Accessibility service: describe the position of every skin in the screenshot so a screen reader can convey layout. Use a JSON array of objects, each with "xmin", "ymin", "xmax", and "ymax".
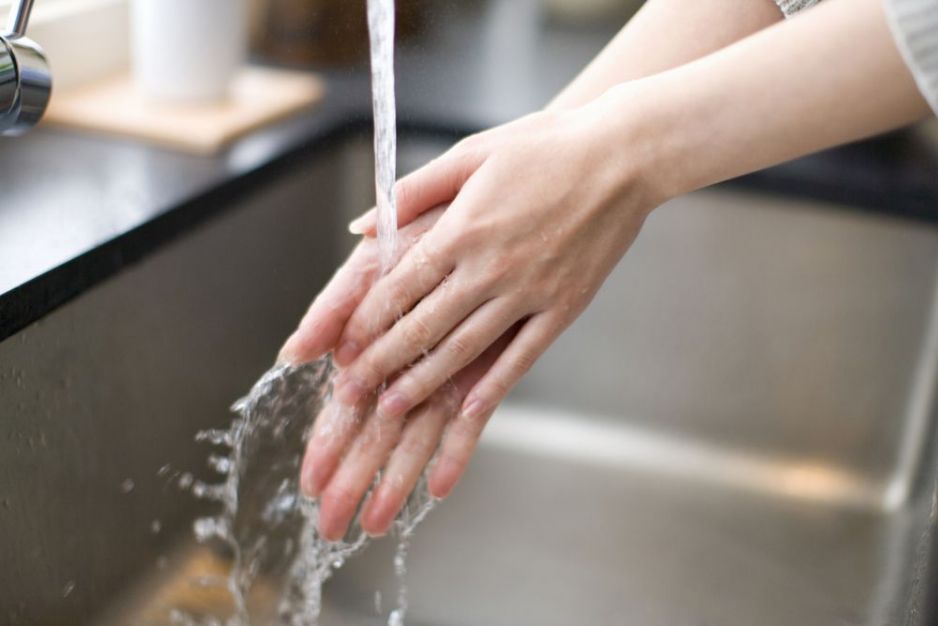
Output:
[{"xmin": 280, "ymin": 0, "xmax": 932, "ymax": 541}]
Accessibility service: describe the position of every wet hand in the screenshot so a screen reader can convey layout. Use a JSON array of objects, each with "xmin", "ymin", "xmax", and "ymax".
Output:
[
  {"xmin": 279, "ymin": 205, "xmax": 514, "ymax": 539},
  {"xmin": 329, "ymin": 101, "xmax": 660, "ymax": 440},
  {"xmin": 305, "ymin": 328, "xmax": 515, "ymax": 541}
]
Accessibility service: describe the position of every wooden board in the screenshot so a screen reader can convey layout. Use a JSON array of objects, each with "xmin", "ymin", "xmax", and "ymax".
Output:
[{"xmin": 44, "ymin": 67, "xmax": 325, "ymax": 155}]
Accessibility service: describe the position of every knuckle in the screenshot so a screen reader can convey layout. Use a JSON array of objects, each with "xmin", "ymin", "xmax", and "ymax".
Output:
[
  {"xmin": 398, "ymin": 430, "xmax": 437, "ymax": 458},
  {"xmin": 419, "ymin": 236, "xmax": 451, "ymax": 272},
  {"xmin": 387, "ymin": 285, "xmax": 412, "ymax": 317},
  {"xmin": 401, "ymin": 315, "xmax": 434, "ymax": 347},
  {"xmin": 394, "ymin": 177, "xmax": 416, "ymax": 207},
  {"xmin": 484, "ymin": 252, "xmax": 513, "ymax": 285},
  {"xmin": 444, "ymin": 334, "xmax": 473, "ymax": 361},
  {"xmin": 513, "ymin": 350, "xmax": 538, "ymax": 376},
  {"xmin": 488, "ymin": 377, "xmax": 511, "ymax": 401},
  {"xmin": 355, "ymin": 355, "xmax": 386, "ymax": 387}
]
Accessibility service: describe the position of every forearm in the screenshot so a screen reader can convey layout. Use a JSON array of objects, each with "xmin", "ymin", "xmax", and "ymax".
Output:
[
  {"xmin": 548, "ymin": 0, "xmax": 784, "ymax": 111},
  {"xmin": 608, "ymin": 0, "xmax": 932, "ymax": 202}
]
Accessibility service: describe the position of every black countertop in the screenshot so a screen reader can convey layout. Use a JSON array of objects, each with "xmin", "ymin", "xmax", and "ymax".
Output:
[{"xmin": 1, "ymin": 0, "xmax": 937, "ymax": 342}]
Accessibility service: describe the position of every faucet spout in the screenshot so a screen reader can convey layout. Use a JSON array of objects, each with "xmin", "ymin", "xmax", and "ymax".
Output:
[
  {"xmin": 6, "ymin": 0, "xmax": 35, "ymax": 39},
  {"xmin": 0, "ymin": 0, "xmax": 50, "ymax": 136}
]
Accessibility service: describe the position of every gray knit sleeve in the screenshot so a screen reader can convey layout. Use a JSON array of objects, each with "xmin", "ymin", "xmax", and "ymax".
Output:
[
  {"xmin": 773, "ymin": 0, "xmax": 822, "ymax": 17},
  {"xmin": 883, "ymin": 0, "xmax": 938, "ymax": 115},
  {"xmin": 772, "ymin": 0, "xmax": 938, "ymax": 116}
]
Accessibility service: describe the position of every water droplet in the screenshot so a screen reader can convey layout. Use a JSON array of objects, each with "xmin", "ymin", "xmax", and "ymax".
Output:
[
  {"xmin": 120, "ymin": 479, "xmax": 135, "ymax": 494},
  {"xmin": 195, "ymin": 429, "xmax": 231, "ymax": 446},
  {"xmin": 177, "ymin": 473, "xmax": 193, "ymax": 489},
  {"xmin": 151, "ymin": 519, "xmax": 161, "ymax": 534},
  {"xmin": 62, "ymin": 581, "xmax": 75, "ymax": 597},
  {"xmin": 207, "ymin": 454, "xmax": 232, "ymax": 474}
]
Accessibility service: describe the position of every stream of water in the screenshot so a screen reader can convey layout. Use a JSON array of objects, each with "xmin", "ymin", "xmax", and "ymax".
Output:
[{"xmin": 173, "ymin": 2, "xmax": 435, "ymax": 624}]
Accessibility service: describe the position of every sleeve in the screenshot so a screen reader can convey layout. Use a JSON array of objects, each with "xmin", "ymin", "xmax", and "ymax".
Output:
[
  {"xmin": 772, "ymin": 0, "xmax": 823, "ymax": 17},
  {"xmin": 882, "ymin": 0, "xmax": 938, "ymax": 115},
  {"xmin": 773, "ymin": 0, "xmax": 938, "ymax": 115}
]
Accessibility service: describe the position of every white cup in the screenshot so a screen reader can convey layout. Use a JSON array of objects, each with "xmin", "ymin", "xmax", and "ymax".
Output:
[{"xmin": 131, "ymin": 0, "xmax": 248, "ymax": 103}]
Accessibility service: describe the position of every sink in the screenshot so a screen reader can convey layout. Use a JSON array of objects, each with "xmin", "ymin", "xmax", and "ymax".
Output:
[
  {"xmin": 2, "ymin": 133, "xmax": 938, "ymax": 626},
  {"xmin": 320, "ymin": 163, "xmax": 938, "ymax": 625}
]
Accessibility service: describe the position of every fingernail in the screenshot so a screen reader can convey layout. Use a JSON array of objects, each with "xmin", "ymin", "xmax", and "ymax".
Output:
[
  {"xmin": 461, "ymin": 397, "xmax": 485, "ymax": 421},
  {"xmin": 334, "ymin": 340, "xmax": 360, "ymax": 366},
  {"xmin": 378, "ymin": 391, "xmax": 410, "ymax": 420},
  {"xmin": 278, "ymin": 333, "xmax": 303, "ymax": 366},
  {"xmin": 348, "ymin": 209, "xmax": 375, "ymax": 235},
  {"xmin": 334, "ymin": 375, "xmax": 367, "ymax": 407}
]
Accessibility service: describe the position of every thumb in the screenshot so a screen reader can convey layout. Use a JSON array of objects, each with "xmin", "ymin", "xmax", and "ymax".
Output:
[{"xmin": 348, "ymin": 146, "xmax": 485, "ymax": 237}]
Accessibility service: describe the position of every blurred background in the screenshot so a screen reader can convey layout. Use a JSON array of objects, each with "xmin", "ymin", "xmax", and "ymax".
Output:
[{"xmin": 2, "ymin": 1, "xmax": 938, "ymax": 626}]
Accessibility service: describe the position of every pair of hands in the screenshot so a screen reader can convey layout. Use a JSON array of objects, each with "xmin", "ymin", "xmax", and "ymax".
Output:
[{"xmin": 280, "ymin": 94, "xmax": 659, "ymax": 541}]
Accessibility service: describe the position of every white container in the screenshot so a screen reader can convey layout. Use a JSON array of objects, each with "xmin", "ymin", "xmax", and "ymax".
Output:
[{"xmin": 131, "ymin": 0, "xmax": 248, "ymax": 103}]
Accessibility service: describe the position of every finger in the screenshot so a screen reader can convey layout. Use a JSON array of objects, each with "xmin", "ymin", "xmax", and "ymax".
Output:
[
  {"xmin": 355, "ymin": 144, "xmax": 485, "ymax": 237},
  {"xmin": 300, "ymin": 400, "xmax": 366, "ymax": 498},
  {"xmin": 429, "ymin": 314, "xmax": 556, "ymax": 498},
  {"xmin": 332, "ymin": 231, "xmax": 454, "ymax": 372},
  {"xmin": 279, "ymin": 242, "xmax": 380, "ymax": 365},
  {"xmin": 360, "ymin": 328, "xmax": 513, "ymax": 536},
  {"xmin": 280, "ymin": 207, "xmax": 444, "ymax": 365},
  {"xmin": 374, "ymin": 298, "xmax": 521, "ymax": 421},
  {"xmin": 316, "ymin": 402, "xmax": 406, "ymax": 542},
  {"xmin": 348, "ymin": 206, "xmax": 375, "ymax": 235},
  {"xmin": 359, "ymin": 391, "xmax": 453, "ymax": 536},
  {"xmin": 334, "ymin": 268, "xmax": 495, "ymax": 415}
]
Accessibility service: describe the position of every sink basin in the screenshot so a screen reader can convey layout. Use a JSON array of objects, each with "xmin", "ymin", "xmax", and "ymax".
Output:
[
  {"xmin": 318, "ymin": 172, "xmax": 938, "ymax": 625},
  {"xmin": 325, "ymin": 409, "xmax": 908, "ymax": 626},
  {"xmin": 3, "ymin": 133, "xmax": 938, "ymax": 626}
]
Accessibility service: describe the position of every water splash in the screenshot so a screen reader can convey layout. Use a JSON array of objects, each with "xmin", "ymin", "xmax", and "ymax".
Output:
[
  {"xmin": 176, "ymin": 1, "xmax": 433, "ymax": 622},
  {"xmin": 178, "ymin": 360, "xmax": 436, "ymax": 625}
]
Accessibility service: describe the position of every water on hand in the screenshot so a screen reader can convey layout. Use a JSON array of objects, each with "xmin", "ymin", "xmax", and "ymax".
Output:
[{"xmin": 173, "ymin": 2, "xmax": 437, "ymax": 625}]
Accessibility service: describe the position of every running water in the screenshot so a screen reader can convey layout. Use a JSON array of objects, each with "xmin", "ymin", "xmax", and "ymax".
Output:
[
  {"xmin": 173, "ymin": 2, "xmax": 435, "ymax": 625},
  {"xmin": 368, "ymin": 0, "xmax": 399, "ymax": 271}
]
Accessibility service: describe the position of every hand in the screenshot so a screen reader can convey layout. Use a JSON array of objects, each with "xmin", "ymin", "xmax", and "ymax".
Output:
[
  {"xmin": 329, "ymin": 100, "xmax": 661, "ymax": 433},
  {"xmin": 306, "ymin": 328, "xmax": 515, "ymax": 540},
  {"xmin": 279, "ymin": 206, "xmax": 514, "ymax": 539}
]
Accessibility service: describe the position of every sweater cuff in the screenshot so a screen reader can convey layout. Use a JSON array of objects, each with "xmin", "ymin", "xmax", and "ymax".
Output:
[
  {"xmin": 883, "ymin": 0, "xmax": 938, "ymax": 116},
  {"xmin": 773, "ymin": 0, "xmax": 822, "ymax": 18}
]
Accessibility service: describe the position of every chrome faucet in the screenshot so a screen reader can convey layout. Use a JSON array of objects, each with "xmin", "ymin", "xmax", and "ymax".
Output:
[{"xmin": 0, "ymin": 0, "xmax": 51, "ymax": 136}]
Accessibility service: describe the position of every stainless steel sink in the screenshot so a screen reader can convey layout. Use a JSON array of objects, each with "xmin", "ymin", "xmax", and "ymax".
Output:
[
  {"xmin": 2, "ymin": 134, "xmax": 938, "ymax": 626},
  {"xmin": 320, "ymin": 167, "xmax": 938, "ymax": 625}
]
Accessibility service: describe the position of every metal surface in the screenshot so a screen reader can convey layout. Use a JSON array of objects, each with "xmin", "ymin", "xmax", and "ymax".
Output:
[
  {"xmin": 321, "ymin": 143, "xmax": 938, "ymax": 625},
  {"xmin": 2, "ymin": 136, "xmax": 938, "ymax": 625},
  {"xmin": 0, "ymin": 0, "xmax": 50, "ymax": 136},
  {"xmin": 0, "ymin": 147, "xmax": 344, "ymax": 626},
  {"xmin": 5, "ymin": 0, "xmax": 35, "ymax": 38}
]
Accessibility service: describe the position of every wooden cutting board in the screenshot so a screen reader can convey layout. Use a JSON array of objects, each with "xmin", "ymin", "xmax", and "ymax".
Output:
[{"xmin": 44, "ymin": 66, "xmax": 325, "ymax": 155}]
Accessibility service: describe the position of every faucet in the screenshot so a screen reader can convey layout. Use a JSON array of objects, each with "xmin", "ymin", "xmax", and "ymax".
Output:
[{"xmin": 0, "ymin": 0, "xmax": 51, "ymax": 136}]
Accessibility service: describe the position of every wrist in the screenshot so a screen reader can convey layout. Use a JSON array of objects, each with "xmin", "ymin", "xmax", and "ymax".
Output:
[{"xmin": 577, "ymin": 77, "xmax": 699, "ymax": 215}]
